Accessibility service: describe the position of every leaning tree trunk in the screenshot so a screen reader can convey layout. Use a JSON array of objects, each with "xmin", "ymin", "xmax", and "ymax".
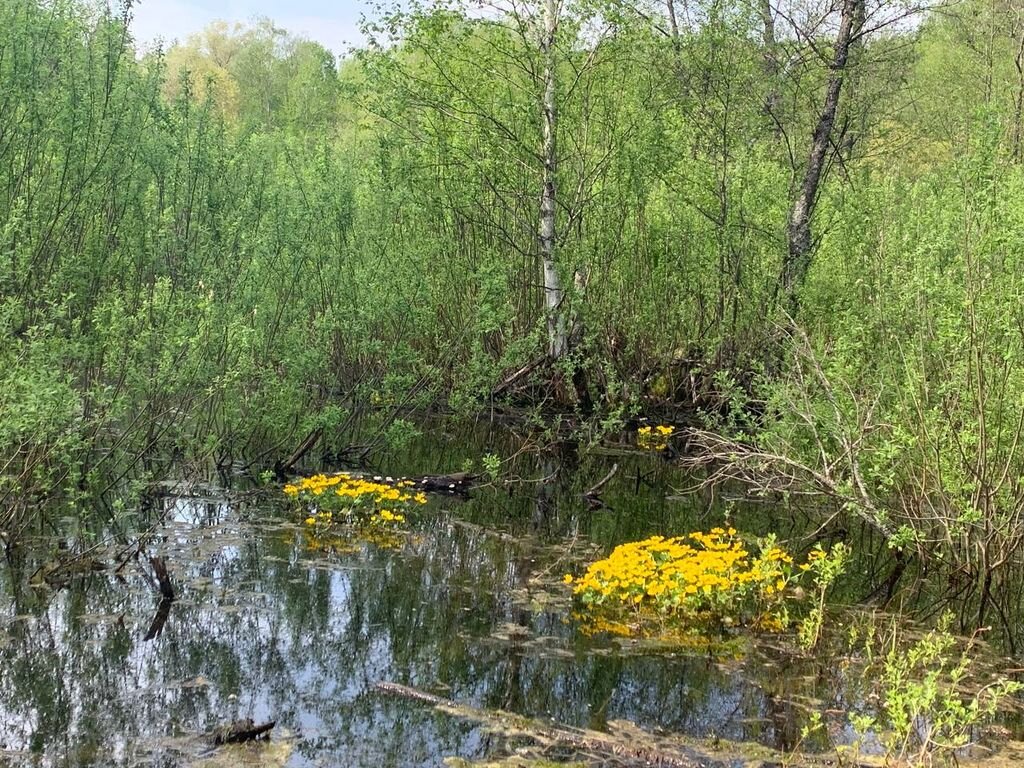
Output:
[
  {"xmin": 782, "ymin": 0, "xmax": 857, "ymax": 311},
  {"xmin": 840, "ymin": 0, "xmax": 866, "ymax": 159},
  {"xmin": 761, "ymin": 0, "xmax": 781, "ymax": 123},
  {"xmin": 1013, "ymin": 15, "xmax": 1024, "ymax": 162},
  {"xmin": 666, "ymin": 0, "xmax": 681, "ymax": 51},
  {"xmin": 540, "ymin": 0, "xmax": 567, "ymax": 359}
]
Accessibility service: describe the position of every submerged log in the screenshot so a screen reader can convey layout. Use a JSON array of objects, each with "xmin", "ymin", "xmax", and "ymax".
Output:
[
  {"xmin": 149, "ymin": 555, "xmax": 175, "ymax": 600},
  {"xmin": 211, "ymin": 718, "xmax": 276, "ymax": 745},
  {"xmin": 375, "ymin": 681, "xmax": 453, "ymax": 706},
  {"xmin": 373, "ymin": 681, "xmax": 716, "ymax": 767},
  {"xmin": 413, "ymin": 471, "xmax": 479, "ymax": 495}
]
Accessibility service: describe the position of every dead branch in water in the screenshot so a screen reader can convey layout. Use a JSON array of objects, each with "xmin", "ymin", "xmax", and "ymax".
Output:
[
  {"xmin": 679, "ymin": 427, "xmax": 896, "ymax": 541},
  {"xmin": 583, "ymin": 462, "xmax": 618, "ymax": 510},
  {"xmin": 677, "ymin": 325, "xmax": 900, "ymax": 546},
  {"xmin": 374, "ymin": 680, "xmax": 716, "ymax": 767},
  {"xmin": 275, "ymin": 427, "xmax": 324, "ymax": 476},
  {"xmin": 149, "ymin": 555, "xmax": 175, "ymax": 600}
]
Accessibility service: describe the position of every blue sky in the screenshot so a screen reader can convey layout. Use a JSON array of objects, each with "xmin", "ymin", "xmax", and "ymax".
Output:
[{"xmin": 131, "ymin": 0, "xmax": 369, "ymax": 54}]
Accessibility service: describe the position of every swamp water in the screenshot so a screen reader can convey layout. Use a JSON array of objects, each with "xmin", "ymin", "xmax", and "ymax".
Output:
[{"xmin": 0, "ymin": 425, "xmax": 1018, "ymax": 767}]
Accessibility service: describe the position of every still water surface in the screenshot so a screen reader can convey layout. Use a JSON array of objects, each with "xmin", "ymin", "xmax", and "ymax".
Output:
[{"xmin": 0, "ymin": 429, "xmax": 910, "ymax": 766}]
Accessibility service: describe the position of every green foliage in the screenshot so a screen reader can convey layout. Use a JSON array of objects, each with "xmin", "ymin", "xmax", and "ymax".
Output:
[
  {"xmin": 796, "ymin": 542, "xmax": 849, "ymax": 650},
  {"xmin": 855, "ymin": 616, "xmax": 1023, "ymax": 765},
  {"xmin": 754, "ymin": 124, "xmax": 1024, "ymax": 627},
  {"xmin": 481, "ymin": 453, "xmax": 502, "ymax": 482}
]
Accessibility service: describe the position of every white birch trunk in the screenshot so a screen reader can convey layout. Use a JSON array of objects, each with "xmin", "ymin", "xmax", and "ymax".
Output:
[{"xmin": 540, "ymin": 0, "xmax": 566, "ymax": 359}]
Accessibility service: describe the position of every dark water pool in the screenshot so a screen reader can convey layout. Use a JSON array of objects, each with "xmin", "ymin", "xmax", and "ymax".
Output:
[{"xmin": 0, "ymin": 425, "xmax": 999, "ymax": 767}]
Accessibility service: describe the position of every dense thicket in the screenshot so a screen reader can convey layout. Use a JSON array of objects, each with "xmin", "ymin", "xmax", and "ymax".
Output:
[{"xmin": 5, "ymin": 0, "xmax": 1024, "ymax": 632}]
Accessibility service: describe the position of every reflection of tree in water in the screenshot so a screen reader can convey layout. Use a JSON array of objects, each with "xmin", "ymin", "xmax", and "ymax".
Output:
[{"xmin": 0, "ymin": 490, "xmax": 851, "ymax": 766}]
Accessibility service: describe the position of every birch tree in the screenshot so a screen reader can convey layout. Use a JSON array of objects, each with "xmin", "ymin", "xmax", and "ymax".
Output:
[
  {"xmin": 779, "ymin": 0, "xmax": 922, "ymax": 311},
  {"xmin": 360, "ymin": 0, "xmax": 621, "ymax": 366},
  {"xmin": 540, "ymin": 0, "xmax": 566, "ymax": 358}
]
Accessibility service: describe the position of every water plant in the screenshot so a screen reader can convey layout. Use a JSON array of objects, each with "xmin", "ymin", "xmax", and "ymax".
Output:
[
  {"xmin": 868, "ymin": 617, "xmax": 1023, "ymax": 765},
  {"xmin": 801, "ymin": 614, "xmax": 1024, "ymax": 767},
  {"xmin": 796, "ymin": 542, "xmax": 849, "ymax": 650},
  {"xmin": 565, "ymin": 528, "xmax": 816, "ymax": 633},
  {"xmin": 637, "ymin": 425, "xmax": 674, "ymax": 451},
  {"xmin": 283, "ymin": 473, "xmax": 428, "ymax": 531}
]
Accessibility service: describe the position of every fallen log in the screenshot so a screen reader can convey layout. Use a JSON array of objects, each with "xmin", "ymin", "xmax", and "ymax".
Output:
[
  {"xmin": 583, "ymin": 462, "xmax": 618, "ymax": 510},
  {"xmin": 413, "ymin": 471, "xmax": 479, "ymax": 495},
  {"xmin": 275, "ymin": 427, "xmax": 324, "ymax": 477},
  {"xmin": 211, "ymin": 718, "xmax": 276, "ymax": 745},
  {"xmin": 373, "ymin": 681, "xmax": 716, "ymax": 767}
]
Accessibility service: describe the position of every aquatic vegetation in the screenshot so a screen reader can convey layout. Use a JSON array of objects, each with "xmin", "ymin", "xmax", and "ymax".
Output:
[
  {"xmin": 797, "ymin": 542, "xmax": 849, "ymax": 650},
  {"xmin": 870, "ymin": 620, "xmax": 1023, "ymax": 765},
  {"xmin": 804, "ymin": 614, "xmax": 1024, "ymax": 767},
  {"xmin": 283, "ymin": 473, "xmax": 427, "ymax": 531},
  {"xmin": 637, "ymin": 425, "xmax": 674, "ymax": 451},
  {"xmin": 566, "ymin": 528, "xmax": 827, "ymax": 633}
]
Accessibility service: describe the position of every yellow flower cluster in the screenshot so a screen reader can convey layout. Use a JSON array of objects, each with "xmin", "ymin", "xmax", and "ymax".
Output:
[
  {"xmin": 799, "ymin": 545, "xmax": 826, "ymax": 571},
  {"xmin": 284, "ymin": 472, "xmax": 427, "ymax": 532},
  {"xmin": 284, "ymin": 473, "xmax": 427, "ymax": 506},
  {"xmin": 637, "ymin": 424, "xmax": 674, "ymax": 451},
  {"xmin": 566, "ymin": 528, "xmax": 799, "ymax": 630}
]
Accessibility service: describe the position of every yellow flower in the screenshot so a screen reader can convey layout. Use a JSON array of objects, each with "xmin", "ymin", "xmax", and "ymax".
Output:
[
  {"xmin": 568, "ymin": 528, "xmax": 805, "ymax": 632},
  {"xmin": 304, "ymin": 517, "xmax": 316, "ymax": 525}
]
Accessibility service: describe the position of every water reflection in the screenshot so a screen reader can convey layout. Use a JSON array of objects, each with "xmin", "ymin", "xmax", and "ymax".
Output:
[{"xmin": 0, "ymin": 479, "xmax": 864, "ymax": 768}]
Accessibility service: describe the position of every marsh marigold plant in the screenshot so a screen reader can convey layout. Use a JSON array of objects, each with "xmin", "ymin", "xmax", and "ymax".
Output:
[
  {"xmin": 283, "ymin": 472, "xmax": 427, "ymax": 530},
  {"xmin": 637, "ymin": 424, "xmax": 674, "ymax": 451},
  {"xmin": 565, "ymin": 528, "xmax": 807, "ymax": 632}
]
